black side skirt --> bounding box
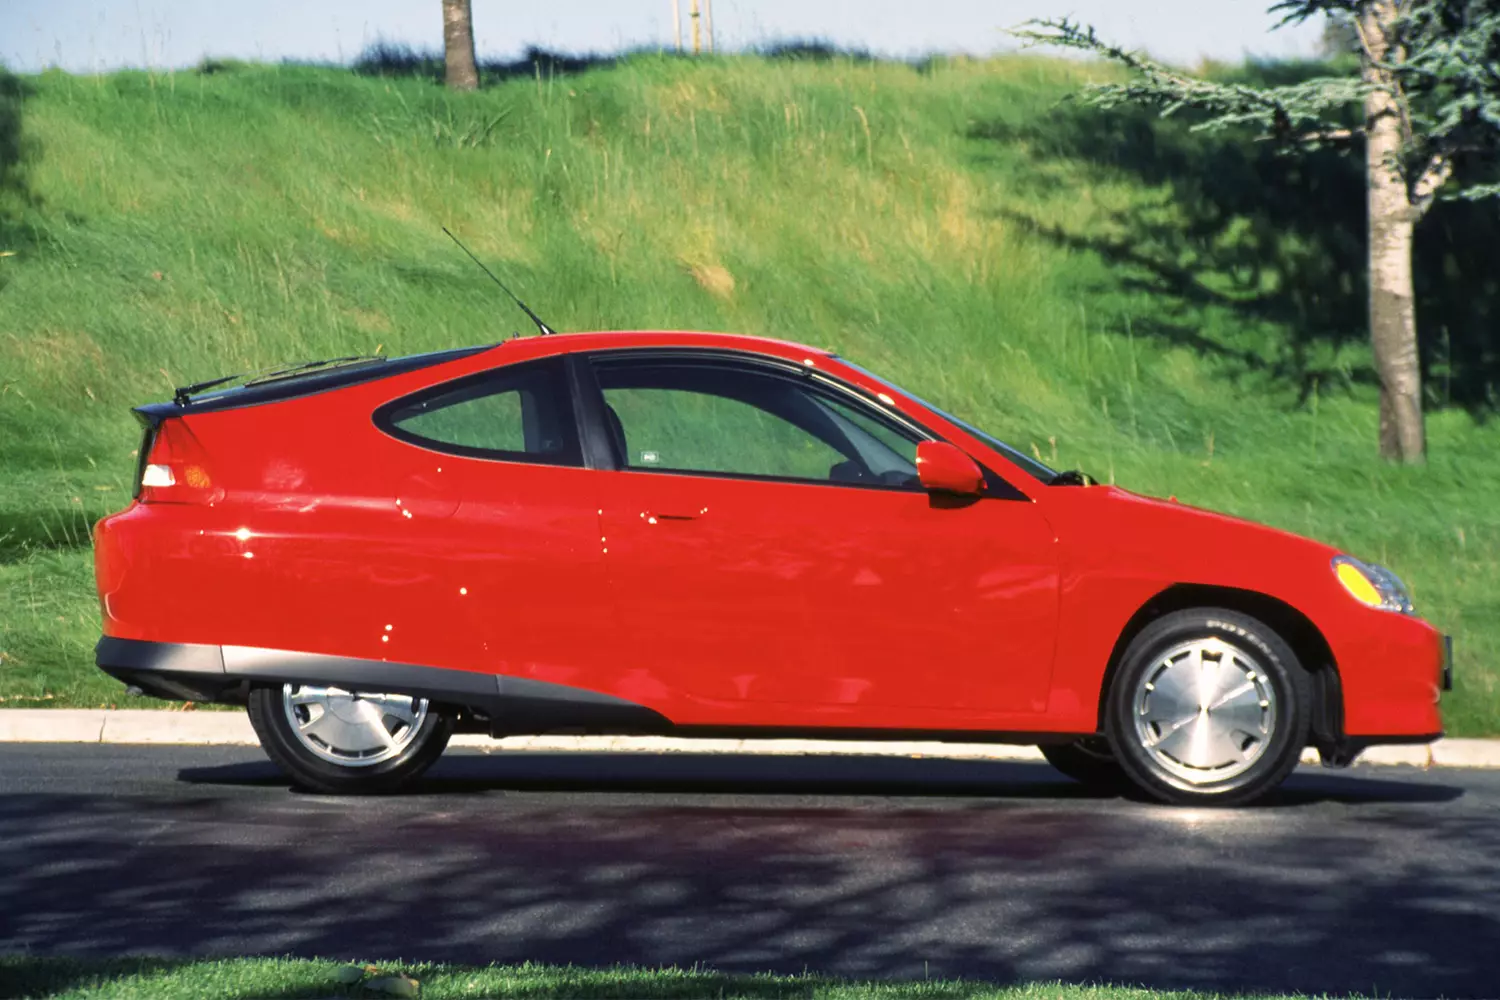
[96,637,672,737]
[96,637,1441,751]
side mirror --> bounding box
[915,441,985,496]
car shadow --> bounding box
[178,752,1114,801]
[175,750,1465,807]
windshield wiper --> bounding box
[173,355,386,406]
[172,373,246,404]
[241,355,385,387]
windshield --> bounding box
[839,361,1060,482]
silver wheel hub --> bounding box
[1132,638,1277,785]
[282,684,428,767]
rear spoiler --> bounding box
[131,345,496,427]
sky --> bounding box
[0,1,1326,75]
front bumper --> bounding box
[1332,611,1447,737]
[1317,632,1449,767]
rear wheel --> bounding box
[248,683,454,794]
[1105,608,1311,806]
[1039,737,1126,789]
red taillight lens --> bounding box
[138,419,222,504]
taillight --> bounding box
[138,419,222,504]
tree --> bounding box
[1016,2,1500,462]
[0,68,35,258]
[442,0,479,91]
[1320,13,1362,53]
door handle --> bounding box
[641,507,707,524]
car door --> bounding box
[583,351,1061,729]
[373,356,615,692]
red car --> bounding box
[92,331,1450,804]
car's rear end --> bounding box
[94,347,493,704]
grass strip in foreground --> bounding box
[0,956,1303,1000]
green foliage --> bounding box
[0,954,1302,1000]
[0,56,1495,730]
[1010,18,1371,146]
[0,550,146,709]
[1017,1,1500,201]
[1399,1,1500,200]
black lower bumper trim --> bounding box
[1315,732,1444,767]
[96,637,672,736]
[96,637,240,703]
[97,636,224,674]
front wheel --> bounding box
[248,683,454,794]
[1105,608,1311,806]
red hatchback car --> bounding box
[93,331,1450,804]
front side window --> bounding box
[376,358,581,465]
[592,357,923,488]
[838,360,1058,482]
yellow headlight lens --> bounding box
[1335,560,1384,607]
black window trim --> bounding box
[565,355,615,471]
[371,356,586,468]
[574,347,1027,500]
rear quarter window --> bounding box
[374,358,582,466]
[397,389,528,452]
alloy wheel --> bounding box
[1130,637,1278,786]
[281,684,430,767]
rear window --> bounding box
[374,358,582,466]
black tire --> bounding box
[1104,608,1311,806]
[248,684,454,794]
[1039,737,1127,788]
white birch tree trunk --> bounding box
[1362,0,1426,462]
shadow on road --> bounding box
[182,752,1122,800]
[177,750,1465,807]
[1,750,1489,996]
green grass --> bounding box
[0,956,1303,1000]
[0,54,1495,729]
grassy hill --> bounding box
[0,52,1495,734]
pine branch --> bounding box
[1449,181,1500,200]
[1268,0,1368,27]
[1257,127,1360,144]
[1016,3,1500,204]
[1010,18,1367,145]
[1400,6,1500,173]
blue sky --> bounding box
[2,1,1325,75]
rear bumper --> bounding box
[97,637,242,703]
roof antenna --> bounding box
[442,226,557,336]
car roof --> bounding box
[145,332,837,424]
[481,330,835,361]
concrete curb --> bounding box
[0,710,1495,768]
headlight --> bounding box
[1332,556,1414,614]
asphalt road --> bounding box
[2,745,1499,997]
